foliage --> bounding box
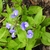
[0,0,50,50]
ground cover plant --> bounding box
[0,0,50,50]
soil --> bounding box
[0,0,50,50]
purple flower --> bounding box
[27,30,33,38]
[6,23,11,29]
[11,10,18,18]
[11,33,16,38]
[9,28,16,34]
[20,22,29,30]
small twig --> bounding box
[0,18,5,23]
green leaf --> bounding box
[22,5,27,15]
[15,38,26,48]
[7,40,18,48]
[0,27,9,39]
[34,9,45,27]
[0,42,6,46]
[41,27,46,32]
[16,26,27,43]
[28,6,42,14]
[34,27,41,39]
[0,47,2,50]
[41,31,50,45]
[11,0,16,2]
[0,0,3,13]
[21,15,28,22]
[34,39,41,48]
[12,0,23,5]
[7,4,12,14]
[41,18,50,27]
[15,26,27,48]
[16,0,23,5]
[1,13,8,18]
[3,48,8,50]
[0,39,7,43]
[3,14,16,25]
[27,17,35,26]
[26,39,36,50]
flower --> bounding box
[27,30,33,38]
[11,10,18,18]
[11,33,16,38]
[9,28,16,34]
[6,23,11,29]
[20,22,29,30]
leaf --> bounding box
[7,40,18,48]
[0,47,2,50]
[34,9,45,27]
[26,39,36,50]
[11,0,16,2]
[7,4,12,14]
[0,39,7,43]
[3,48,8,50]
[0,27,9,39]
[1,13,8,18]
[12,0,22,5]
[41,26,46,32]
[16,0,23,5]
[41,31,50,45]
[41,18,50,27]
[28,6,42,14]
[34,39,41,48]
[21,15,28,22]
[22,5,27,15]
[0,0,3,13]
[15,26,27,48]
[0,42,6,46]
[27,17,35,26]
[17,27,27,42]
[34,27,41,39]
[15,38,26,48]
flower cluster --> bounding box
[20,22,34,38]
[6,23,16,38]
[6,10,18,38]
[6,10,34,39]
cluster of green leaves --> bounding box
[0,0,50,50]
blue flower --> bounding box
[27,30,33,38]
[11,10,18,18]
[11,33,16,38]
[6,23,11,29]
[9,28,16,34]
[20,22,29,30]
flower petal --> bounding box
[6,23,11,29]
[11,33,16,38]
[27,30,33,38]
[11,10,18,18]
[9,29,15,34]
